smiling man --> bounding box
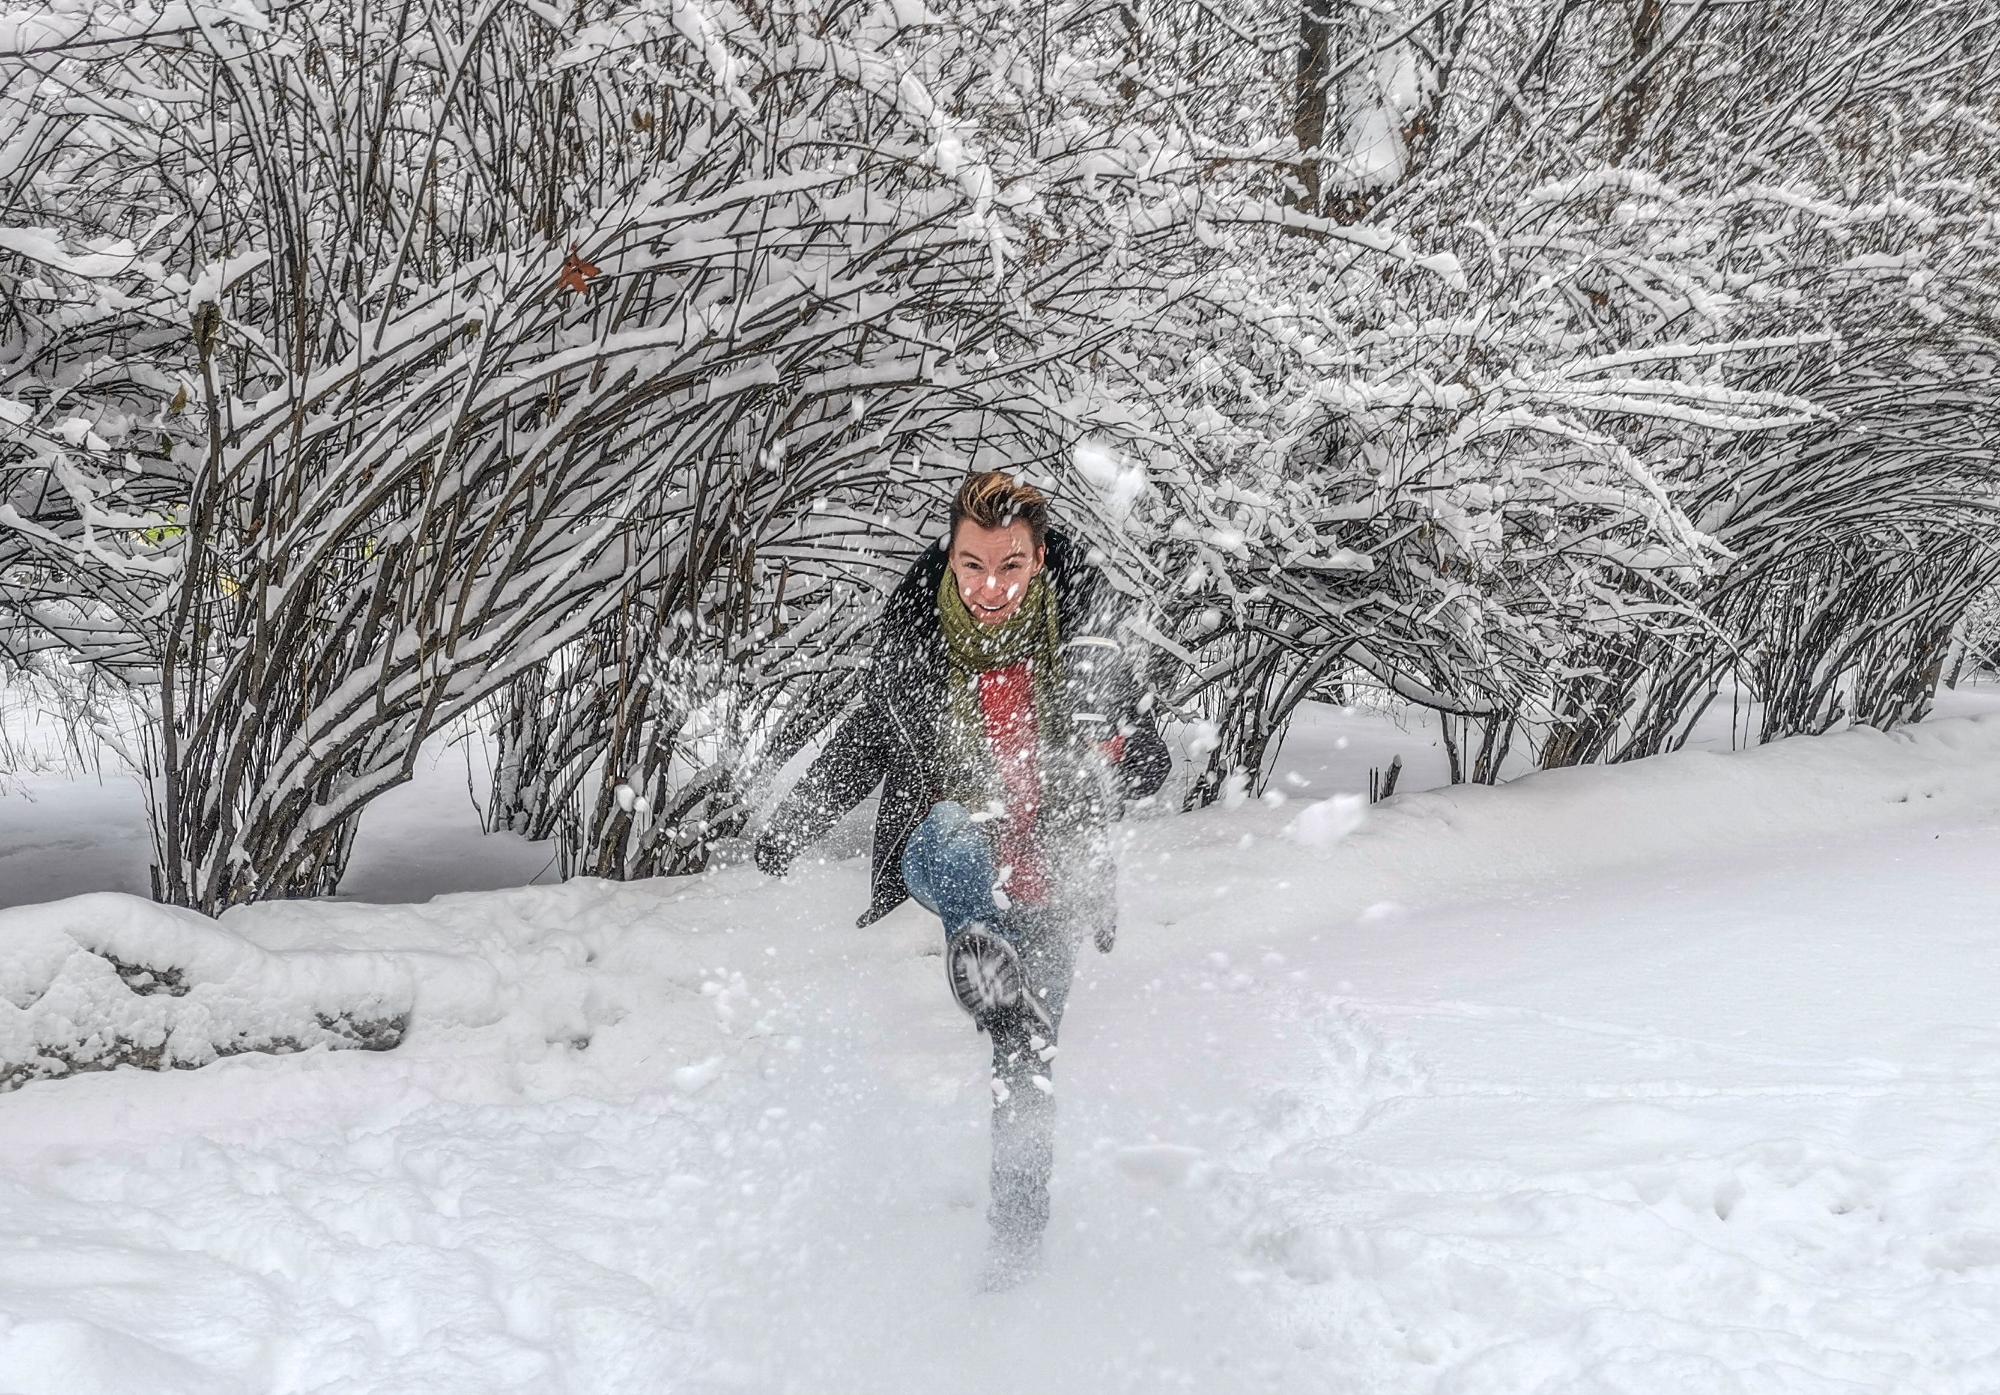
[755,469,1170,1285]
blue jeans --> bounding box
[900,801,1009,942]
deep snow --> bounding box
[5,696,2000,1393]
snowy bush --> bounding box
[1093,0,2000,793]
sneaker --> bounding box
[946,926,1051,1031]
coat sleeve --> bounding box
[754,698,889,876]
[1054,542,1173,805]
[757,546,942,878]
[1118,710,1172,802]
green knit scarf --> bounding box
[936,566,1067,815]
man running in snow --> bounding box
[755,469,1170,1282]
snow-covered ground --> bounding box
[6,692,2000,1393]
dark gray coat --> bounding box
[755,530,1171,927]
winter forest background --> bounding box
[4,0,1998,912]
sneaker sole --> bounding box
[946,928,1057,1033]
[947,931,1019,1016]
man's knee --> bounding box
[906,803,997,888]
[906,801,976,866]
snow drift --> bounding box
[0,894,410,1091]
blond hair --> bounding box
[950,470,1049,547]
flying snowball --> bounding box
[1073,441,1147,521]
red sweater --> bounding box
[978,661,1050,906]
[975,661,1127,909]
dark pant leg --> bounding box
[987,907,1079,1240]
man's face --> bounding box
[950,518,1045,626]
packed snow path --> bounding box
[5,715,2000,1393]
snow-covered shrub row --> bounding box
[1073,0,2000,794]
[0,0,1240,903]
[3,0,1996,899]
[0,893,408,1091]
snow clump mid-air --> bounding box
[1284,792,1368,849]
